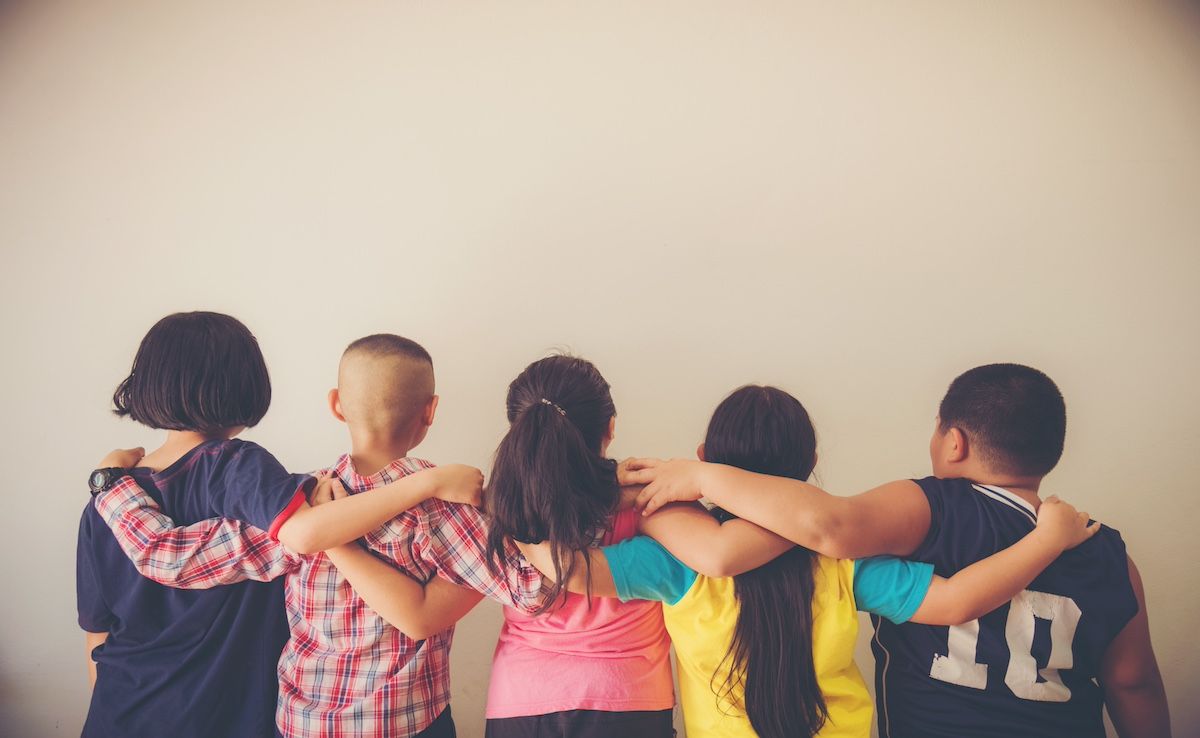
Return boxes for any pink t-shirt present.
[485,508,676,718]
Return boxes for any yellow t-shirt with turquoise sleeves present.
[603,538,934,738]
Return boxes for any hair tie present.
[539,398,567,417]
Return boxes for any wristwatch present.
[88,467,130,496]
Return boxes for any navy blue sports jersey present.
[76,439,311,738]
[870,476,1137,738]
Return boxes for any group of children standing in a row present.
[78,310,1170,738]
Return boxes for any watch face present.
[90,470,107,489]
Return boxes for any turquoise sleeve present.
[601,536,698,605]
[853,557,935,624]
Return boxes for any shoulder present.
[1060,522,1131,574]
[911,475,973,501]
[910,475,989,524]
[222,438,283,464]
[414,499,488,537]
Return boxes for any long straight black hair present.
[706,385,826,738]
[484,355,620,612]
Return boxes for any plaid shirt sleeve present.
[93,476,301,589]
[406,502,546,613]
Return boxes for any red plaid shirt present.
[95,455,544,738]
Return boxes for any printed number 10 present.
[929,590,1082,702]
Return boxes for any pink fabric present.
[485,508,675,718]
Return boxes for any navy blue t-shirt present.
[76,439,311,738]
[870,477,1137,738]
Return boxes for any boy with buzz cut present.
[627,363,1171,738]
[92,334,544,738]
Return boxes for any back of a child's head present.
[338,334,434,438]
[485,354,619,609]
[938,363,1067,478]
[703,385,817,483]
[113,311,271,434]
[706,385,829,738]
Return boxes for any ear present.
[328,388,346,423]
[695,442,706,461]
[423,395,439,427]
[606,416,616,445]
[945,426,968,463]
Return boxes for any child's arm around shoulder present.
[627,458,931,559]
[275,464,483,554]
[323,543,483,640]
[1100,556,1171,738]
[903,497,1099,625]
[637,502,793,578]
[93,461,301,588]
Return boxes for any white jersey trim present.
[971,484,1037,526]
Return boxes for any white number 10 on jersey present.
[929,590,1082,702]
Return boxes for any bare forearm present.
[85,632,107,689]
[642,506,792,578]
[913,528,1063,625]
[1107,682,1171,738]
[324,544,433,634]
[324,544,481,638]
[698,465,848,554]
[279,478,433,554]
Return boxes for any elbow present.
[1103,669,1163,695]
[940,604,979,627]
[399,617,444,641]
[687,548,741,579]
[401,626,437,641]
[786,504,857,560]
[810,520,856,560]
[277,526,322,556]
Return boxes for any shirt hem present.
[485,698,675,720]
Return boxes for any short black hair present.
[343,334,432,365]
[938,363,1066,477]
[112,311,271,433]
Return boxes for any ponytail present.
[485,355,619,612]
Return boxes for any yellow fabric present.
[663,556,872,738]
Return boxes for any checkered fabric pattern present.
[95,455,544,738]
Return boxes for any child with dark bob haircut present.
[78,312,477,738]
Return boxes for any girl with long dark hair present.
[518,384,1096,737]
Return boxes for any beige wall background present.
[1,1,1198,736]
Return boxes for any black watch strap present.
[88,467,131,496]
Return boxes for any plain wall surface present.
[2,1,1198,736]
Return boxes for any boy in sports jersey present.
[627,363,1170,738]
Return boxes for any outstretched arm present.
[1101,558,1171,738]
[637,502,793,578]
[909,497,1099,625]
[275,465,482,554]
[627,459,931,559]
[92,447,481,558]
[323,544,483,640]
[95,477,301,588]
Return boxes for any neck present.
[142,429,231,472]
[347,428,415,477]
[953,464,1044,508]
